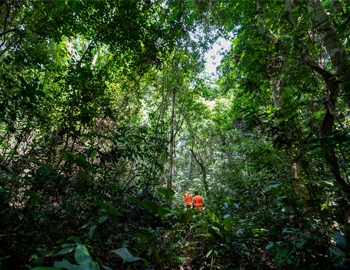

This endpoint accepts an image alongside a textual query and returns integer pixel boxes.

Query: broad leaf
[110,247,133,260]
[74,244,94,268]
[333,232,347,248]
[223,215,232,232]
[265,242,274,250]
[110,248,140,264]
[329,246,346,258]
[98,215,108,224]
[157,187,175,199]
[58,246,76,255]
[88,225,97,240]
[207,211,220,223]
[32,268,62,270]
[54,260,80,270]
[181,210,195,225]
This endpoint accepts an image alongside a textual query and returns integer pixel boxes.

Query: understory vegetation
[1,0,350,269]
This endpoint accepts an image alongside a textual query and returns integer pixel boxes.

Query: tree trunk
[271,77,283,107]
[167,87,176,189]
[190,148,209,198]
[285,0,350,197]
[306,0,350,106]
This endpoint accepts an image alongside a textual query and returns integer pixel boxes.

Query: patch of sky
[204,37,231,77]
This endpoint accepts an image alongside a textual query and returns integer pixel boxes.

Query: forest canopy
[1,0,350,269]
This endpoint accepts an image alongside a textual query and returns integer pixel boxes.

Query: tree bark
[271,77,283,107]
[167,87,176,189]
[285,0,350,197]
[190,148,209,198]
[307,0,350,106]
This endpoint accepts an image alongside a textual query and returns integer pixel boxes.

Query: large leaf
[54,260,80,270]
[156,205,171,217]
[110,248,140,264]
[98,201,123,216]
[32,268,62,270]
[98,215,108,224]
[144,200,158,214]
[109,208,124,217]
[207,211,220,223]
[127,197,149,210]
[74,244,95,268]
[88,225,97,240]
[58,246,76,255]
[223,215,232,232]
[329,246,346,258]
[157,187,175,199]
[333,232,347,248]
[181,210,195,225]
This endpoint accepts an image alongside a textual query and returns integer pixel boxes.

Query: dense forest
[1,0,350,269]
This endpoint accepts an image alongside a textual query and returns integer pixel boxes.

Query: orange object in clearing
[193,195,203,210]
[185,192,192,206]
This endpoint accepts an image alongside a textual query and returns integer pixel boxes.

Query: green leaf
[268,182,281,189]
[109,208,124,217]
[205,249,213,258]
[181,210,195,225]
[88,225,97,240]
[58,246,76,255]
[295,239,307,249]
[124,224,129,232]
[74,244,94,267]
[157,187,175,199]
[223,215,232,231]
[266,242,274,250]
[207,211,220,223]
[333,232,347,248]
[54,259,80,270]
[144,200,158,214]
[329,246,346,258]
[339,161,348,170]
[308,148,327,158]
[125,257,141,263]
[110,248,140,264]
[91,150,98,159]
[98,215,108,224]
[98,201,108,210]
[151,244,162,264]
[156,206,171,217]
[127,197,149,210]
[31,268,62,270]
[110,248,133,260]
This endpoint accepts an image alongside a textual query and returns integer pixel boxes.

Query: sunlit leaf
[205,249,213,258]
[223,215,232,232]
[91,150,98,159]
[207,211,220,223]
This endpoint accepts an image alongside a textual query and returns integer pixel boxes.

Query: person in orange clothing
[183,191,192,209]
[192,190,204,210]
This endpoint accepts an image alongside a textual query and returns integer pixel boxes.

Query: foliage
[1,0,350,269]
